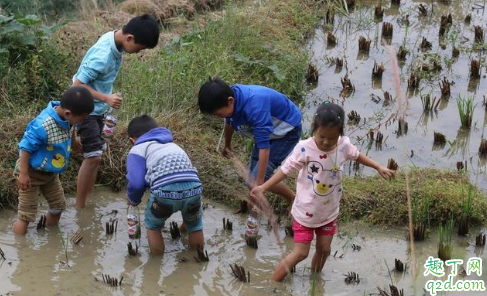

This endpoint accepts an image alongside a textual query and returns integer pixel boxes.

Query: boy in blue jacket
[72,14,160,208]
[126,115,204,255]
[13,87,94,235]
[198,78,302,210]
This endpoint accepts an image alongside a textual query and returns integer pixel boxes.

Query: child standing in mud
[251,101,395,281]
[13,87,94,235]
[72,14,160,208]
[125,115,204,255]
[198,77,302,216]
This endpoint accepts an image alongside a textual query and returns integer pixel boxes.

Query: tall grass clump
[456,96,474,129]
[438,219,454,261]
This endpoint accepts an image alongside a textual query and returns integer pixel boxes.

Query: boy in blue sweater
[126,115,204,255]
[72,14,160,208]
[13,87,94,235]
[198,78,302,210]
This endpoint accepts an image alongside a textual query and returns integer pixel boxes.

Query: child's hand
[72,139,83,154]
[105,93,123,109]
[17,173,31,190]
[378,166,395,180]
[250,185,265,200]
[222,146,233,158]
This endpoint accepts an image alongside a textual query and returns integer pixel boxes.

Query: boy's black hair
[311,101,345,135]
[60,86,94,115]
[198,77,234,114]
[128,115,158,138]
[122,14,160,48]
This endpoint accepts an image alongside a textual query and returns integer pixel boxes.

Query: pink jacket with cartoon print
[281,136,359,228]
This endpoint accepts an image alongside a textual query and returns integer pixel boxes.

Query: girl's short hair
[311,101,345,134]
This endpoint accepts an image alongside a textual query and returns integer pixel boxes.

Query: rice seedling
[36,214,47,230]
[170,221,181,239]
[439,77,451,99]
[344,271,360,284]
[474,26,484,43]
[412,194,429,241]
[378,285,404,296]
[327,32,337,46]
[372,62,385,78]
[394,259,405,272]
[194,244,209,262]
[438,219,454,261]
[418,4,427,16]
[391,0,400,5]
[387,158,398,170]
[0,246,5,261]
[127,241,138,256]
[376,131,384,149]
[470,60,481,79]
[351,244,361,251]
[456,161,467,172]
[452,47,460,58]
[397,46,408,61]
[456,96,474,129]
[479,138,487,157]
[407,73,420,89]
[306,63,319,84]
[96,274,123,287]
[465,14,471,24]
[458,186,473,236]
[230,263,250,283]
[347,110,361,125]
[375,5,384,19]
[420,37,432,51]
[382,22,393,38]
[335,57,343,68]
[105,219,117,236]
[340,74,354,97]
[324,9,335,26]
[384,91,392,103]
[358,36,371,53]
[222,218,233,230]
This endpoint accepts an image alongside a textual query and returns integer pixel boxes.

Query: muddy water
[0,188,486,295]
[304,0,487,191]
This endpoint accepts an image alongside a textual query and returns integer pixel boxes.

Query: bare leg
[46,212,62,226]
[267,181,295,204]
[147,229,165,255]
[76,156,101,208]
[13,219,29,235]
[272,242,311,282]
[188,230,204,249]
[311,235,333,273]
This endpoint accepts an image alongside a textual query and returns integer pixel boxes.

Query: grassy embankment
[0,0,485,226]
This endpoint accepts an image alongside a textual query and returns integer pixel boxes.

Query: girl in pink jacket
[251,101,395,282]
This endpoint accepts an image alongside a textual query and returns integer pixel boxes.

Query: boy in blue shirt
[13,87,94,235]
[198,78,302,210]
[72,14,160,208]
[126,115,204,255]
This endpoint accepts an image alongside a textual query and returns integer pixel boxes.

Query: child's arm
[71,130,82,154]
[356,153,395,179]
[126,153,147,206]
[222,123,234,158]
[17,150,31,190]
[73,79,122,109]
[250,168,288,200]
[255,148,270,185]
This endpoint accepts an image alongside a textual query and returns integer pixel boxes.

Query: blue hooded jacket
[225,84,302,149]
[126,128,200,205]
[18,101,72,173]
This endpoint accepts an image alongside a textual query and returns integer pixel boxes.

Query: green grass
[457,95,475,129]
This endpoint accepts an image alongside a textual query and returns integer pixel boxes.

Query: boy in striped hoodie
[126,115,203,255]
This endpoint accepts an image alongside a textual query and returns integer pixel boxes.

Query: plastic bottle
[102,114,118,138]
[244,207,260,238]
[127,207,141,240]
